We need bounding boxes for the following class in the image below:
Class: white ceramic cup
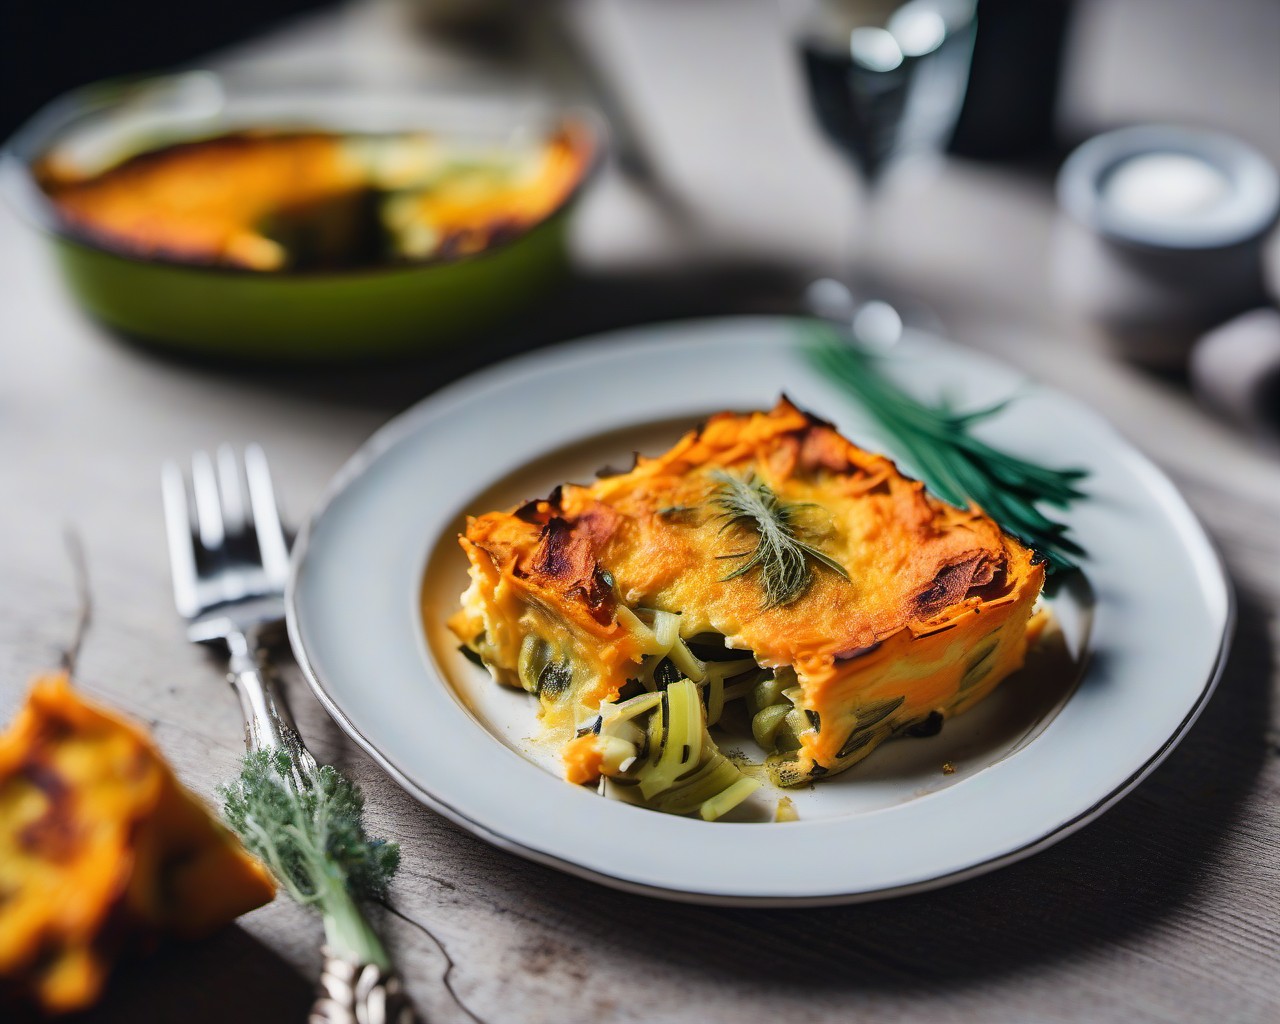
[1052,125,1279,367]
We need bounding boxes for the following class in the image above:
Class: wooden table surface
[3,2,1278,1022]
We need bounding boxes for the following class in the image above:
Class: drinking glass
[783,0,977,340]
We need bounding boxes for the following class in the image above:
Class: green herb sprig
[711,469,850,608]
[220,735,400,970]
[804,324,1087,573]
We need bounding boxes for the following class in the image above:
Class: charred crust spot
[514,486,566,525]
[530,517,617,625]
[513,499,546,524]
[579,567,617,625]
[17,761,81,860]
[969,558,1010,600]
[533,517,576,578]
[913,554,1002,619]
[20,760,69,802]
[778,393,837,431]
[595,454,640,478]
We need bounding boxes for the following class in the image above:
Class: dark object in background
[791,1,978,186]
[800,21,977,186]
[949,0,1075,160]
[1190,308,1280,436]
[0,0,328,141]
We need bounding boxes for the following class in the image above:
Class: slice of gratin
[449,399,1045,788]
[0,673,276,1012]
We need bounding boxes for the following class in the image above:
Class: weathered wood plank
[3,1,1278,1022]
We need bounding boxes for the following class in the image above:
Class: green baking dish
[2,72,600,361]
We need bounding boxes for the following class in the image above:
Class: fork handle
[226,635,297,753]
[310,950,417,1024]
[224,641,421,1023]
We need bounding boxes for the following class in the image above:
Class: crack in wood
[377,898,489,1024]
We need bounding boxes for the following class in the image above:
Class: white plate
[286,316,1232,906]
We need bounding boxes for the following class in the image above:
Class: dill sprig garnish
[803,324,1087,573]
[220,735,400,970]
[711,469,850,607]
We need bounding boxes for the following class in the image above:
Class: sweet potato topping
[562,734,606,786]
[452,399,1045,788]
[0,673,275,1013]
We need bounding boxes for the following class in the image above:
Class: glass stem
[847,167,880,305]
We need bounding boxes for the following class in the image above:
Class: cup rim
[1056,124,1280,252]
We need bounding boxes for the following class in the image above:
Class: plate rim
[285,314,1235,907]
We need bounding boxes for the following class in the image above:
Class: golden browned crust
[0,673,276,1013]
[452,399,1046,783]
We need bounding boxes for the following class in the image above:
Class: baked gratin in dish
[449,399,1047,820]
[35,126,592,272]
[3,72,599,357]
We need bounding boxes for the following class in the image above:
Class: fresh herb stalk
[803,324,1088,572]
[220,739,400,969]
[314,869,389,970]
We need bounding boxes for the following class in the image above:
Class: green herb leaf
[710,469,850,608]
[220,736,399,969]
[803,325,1087,573]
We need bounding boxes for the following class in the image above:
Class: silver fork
[162,445,416,1024]
[161,443,296,753]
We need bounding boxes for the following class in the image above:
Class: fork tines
[161,443,290,619]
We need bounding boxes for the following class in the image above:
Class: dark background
[0,0,326,139]
[2,0,1074,161]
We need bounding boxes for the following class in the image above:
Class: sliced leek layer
[570,680,761,822]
